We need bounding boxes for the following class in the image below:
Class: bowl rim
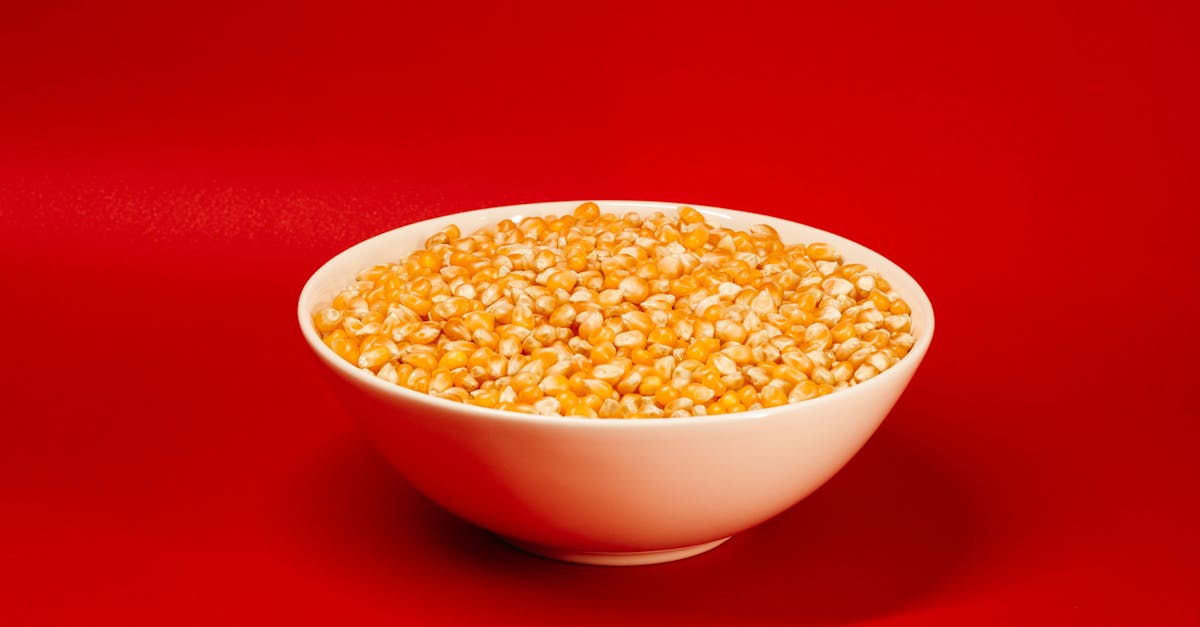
[298,200,935,428]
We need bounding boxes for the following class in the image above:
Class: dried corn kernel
[315,203,916,418]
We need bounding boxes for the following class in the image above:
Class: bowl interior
[298,200,934,424]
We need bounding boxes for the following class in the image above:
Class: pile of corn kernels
[314,202,915,418]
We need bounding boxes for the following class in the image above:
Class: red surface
[2,1,1197,624]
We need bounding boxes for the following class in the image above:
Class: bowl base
[501,536,731,566]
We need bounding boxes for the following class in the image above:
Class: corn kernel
[761,385,788,407]
[654,385,680,406]
[315,202,916,418]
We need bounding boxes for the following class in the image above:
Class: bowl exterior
[319,354,920,553]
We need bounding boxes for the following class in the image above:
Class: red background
[2,1,1197,624]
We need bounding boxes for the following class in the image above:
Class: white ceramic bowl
[298,200,934,565]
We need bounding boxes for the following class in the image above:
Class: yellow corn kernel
[577,393,602,412]
[470,328,498,350]
[684,337,721,363]
[451,369,479,391]
[590,363,626,384]
[695,369,727,396]
[760,384,788,407]
[545,269,578,292]
[589,341,616,364]
[780,350,814,374]
[510,303,535,328]
[719,344,752,365]
[406,324,439,345]
[668,275,699,298]
[638,374,664,396]
[851,364,878,384]
[619,310,653,334]
[629,347,656,365]
[405,368,431,393]
[720,371,745,392]
[440,319,471,342]
[772,364,808,385]
[694,304,717,323]
[682,224,709,250]
[678,205,705,224]
[428,371,454,394]
[805,242,838,261]
[618,275,650,304]
[397,293,432,317]
[656,255,684,279]
[438,350,470,371]
[356,344,393,370]
[654,385,680,406]
[613,329,646,350]
[546,303,575,328]
[563,371,586,396]
[583,378,615,400]
[831,319,857,343]
[616,371,643,395]
[883,314,911,334]
[564,253,587,272]
[537,373,569,397]
[647,326,678,347]
[803,323,833,352]
[811,366,835,386]
[572,309,601,339]
[313,308,344,333]
[834,262,865,279]
[500,373,534,398]
[530,248,554,272]
[568,404,598,418]
[597,398,623,418]
[472,388,500,408]
[792,286,820,312]
[864,288,889,312]
[411,249,443,273]
[715,319,747,343]
[718,391,740,410]
[554,390,580,412]
[789,379,821,402]
[462,311,496,333]
[737,386,759,406]
[594,286,621,305]
[517,385,544,404]
[861,329,891,349]
[432,296,472,321]
[401,347,438,372]
[680,383,715,404]
[573,201,601,221]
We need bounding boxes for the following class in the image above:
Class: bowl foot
[500,535,731,566]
